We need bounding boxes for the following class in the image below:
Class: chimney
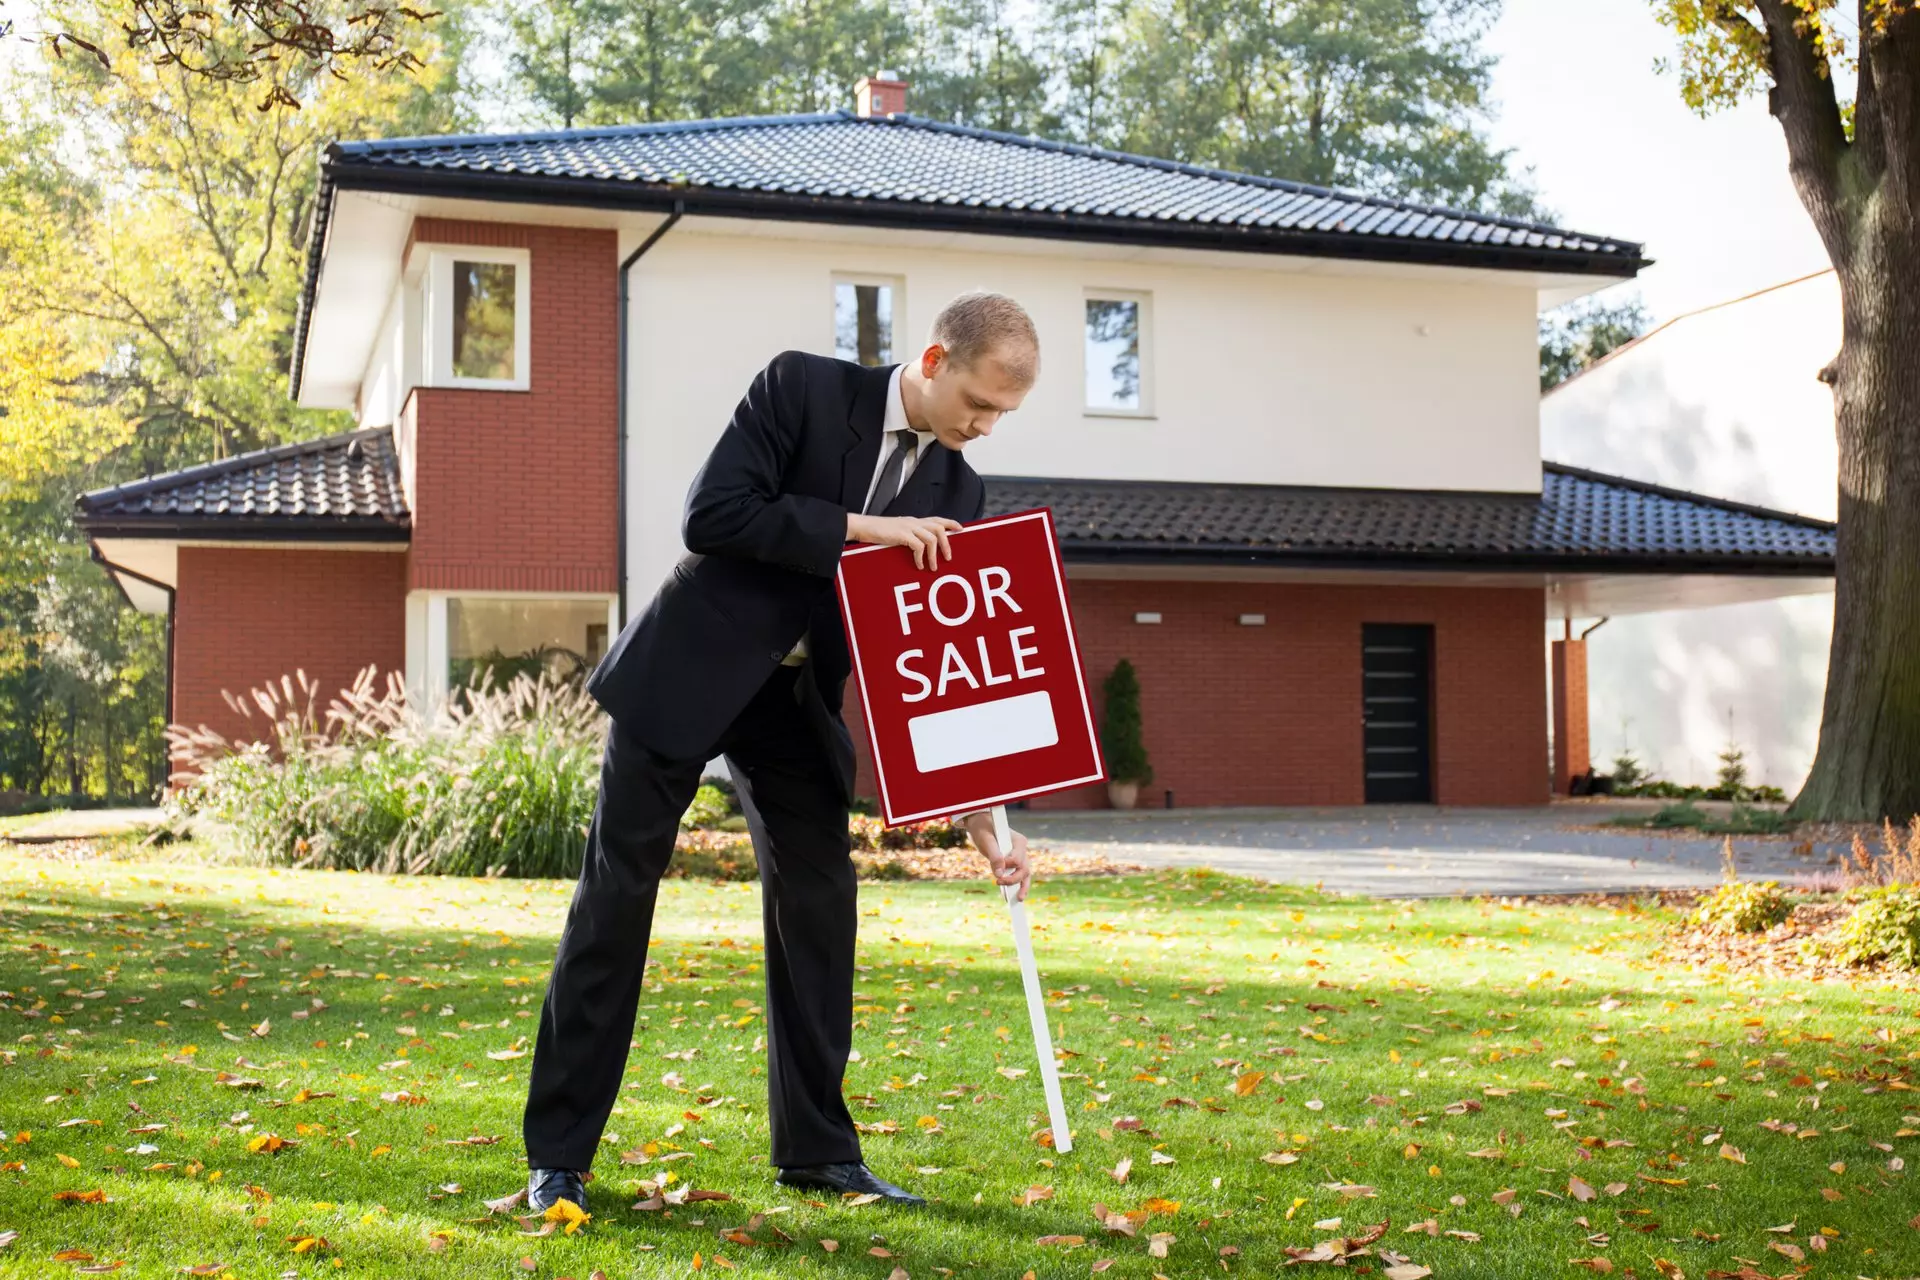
[855,70,909,118]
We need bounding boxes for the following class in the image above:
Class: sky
[1484,0,1833,324]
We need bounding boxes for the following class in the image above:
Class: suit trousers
[521,660,864,1173]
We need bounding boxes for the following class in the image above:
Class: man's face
[918,341,1033,450]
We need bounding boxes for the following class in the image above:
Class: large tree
[1655,0,1920,820]
[17,0,439,108]
[0,2,468,799]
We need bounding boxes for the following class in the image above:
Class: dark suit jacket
[586,349,988,803]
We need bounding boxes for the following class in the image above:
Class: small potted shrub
[1100,658,1152,809]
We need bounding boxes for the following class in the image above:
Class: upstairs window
[452,261,517,379]
[834,275,901,366]
[425,246,531,390]
[1085,290,1151,415]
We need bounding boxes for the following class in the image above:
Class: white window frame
[424,246,532,391]
[831,272,906,367]
[1082,287,1154,418]
[407,590,618,715]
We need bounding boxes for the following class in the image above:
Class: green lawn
[0,846,1915,1279]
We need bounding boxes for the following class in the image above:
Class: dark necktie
[864,429,917,515]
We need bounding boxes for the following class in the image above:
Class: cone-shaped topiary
[1101,658,1153,785]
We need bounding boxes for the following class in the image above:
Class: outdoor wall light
[1238,613,1266,626]
[1133,611,1162,624]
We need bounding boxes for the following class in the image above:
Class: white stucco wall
[1541,270,1840,790]
[623,220,1544,609]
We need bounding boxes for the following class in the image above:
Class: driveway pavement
[1019,801,1841,898]
[2,801,1846,900]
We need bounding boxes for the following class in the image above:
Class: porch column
[1551,637,1590,793]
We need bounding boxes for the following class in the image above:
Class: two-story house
[74,75,1838,809]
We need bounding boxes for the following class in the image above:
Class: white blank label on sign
[908,691,1059,773]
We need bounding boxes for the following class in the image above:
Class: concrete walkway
[0,807,166,842]
[1019,801,1839,898]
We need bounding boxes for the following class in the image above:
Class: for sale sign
[836,508,1106,826]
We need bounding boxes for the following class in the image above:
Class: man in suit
[521,290,1042,1213]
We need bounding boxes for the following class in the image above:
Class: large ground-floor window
[408,591,616,712]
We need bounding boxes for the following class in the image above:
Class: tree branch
[1751,0,1854,261]
[1858,1,1920,214]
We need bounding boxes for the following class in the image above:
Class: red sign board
[837,508,1106,826]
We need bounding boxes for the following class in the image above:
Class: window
[452,261,517,380]
[1084,290,1151,415]
[446,596,611,699]
[834,276,901,366]
[424,246,531,390]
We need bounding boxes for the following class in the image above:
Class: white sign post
[993,804,1073,1154]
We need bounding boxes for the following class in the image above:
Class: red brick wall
[849,578,1549,810]
[169,546,408,782]
[1551,637,1590,794]
[404,219,619,594]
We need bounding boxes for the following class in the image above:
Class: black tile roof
[75,425,1831,577]
[73,426,410,541]
[982,464,1836,574]
[296,111,1649,399]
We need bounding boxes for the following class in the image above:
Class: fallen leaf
[1569,1176,1596,1202]
[1569,1258,1613,1273]
[1109,1157,1131,1182]
[53,1190,106,1203]
[484,1189,529,1214]
[543,1197,591,1234]
[1384,1267,1432,1280]
[1036,1235,1086,1247]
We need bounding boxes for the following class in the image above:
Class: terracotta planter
[1107,779,1141,810]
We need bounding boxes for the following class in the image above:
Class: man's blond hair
[930,290,1039,383]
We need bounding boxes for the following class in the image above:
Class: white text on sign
[892,567,1046,703]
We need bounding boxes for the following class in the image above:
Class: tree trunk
[1791,200,1920,820]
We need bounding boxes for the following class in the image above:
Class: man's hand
[847,513,963,570]
[961,811,1031,902]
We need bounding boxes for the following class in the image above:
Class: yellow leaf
[543,1197,591,1234]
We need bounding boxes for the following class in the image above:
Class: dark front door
[1361,623,1433,803]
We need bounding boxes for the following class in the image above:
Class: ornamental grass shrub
[164,665,604,878]
[164,666,970,879]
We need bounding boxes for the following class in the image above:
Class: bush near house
[165,668,972,879]
[1602,746,1789,804]
[1100,658,1152,786]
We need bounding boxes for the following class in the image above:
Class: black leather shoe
[776,1160,926,1206]
[526,1166,589,1214]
